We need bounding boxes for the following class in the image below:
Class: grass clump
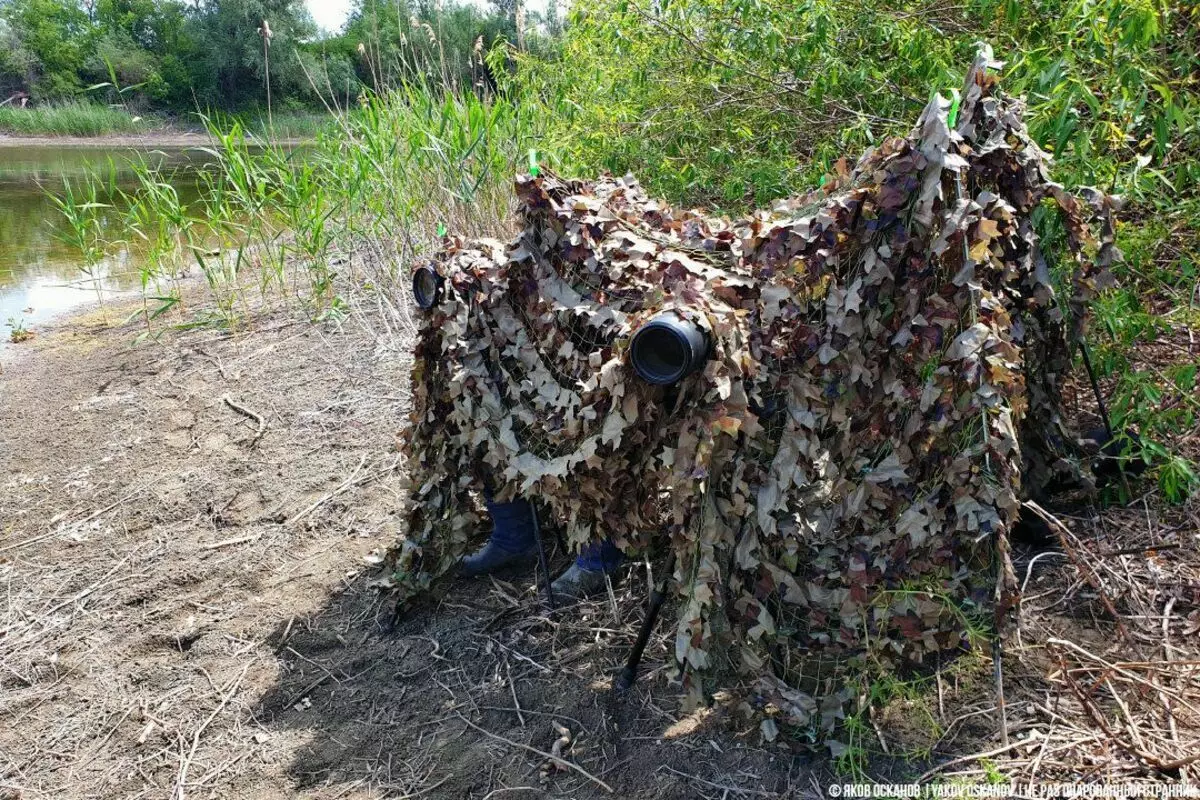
[6,316,34,343]
[0,101,156,137]
[217,111,341,140]
[53,78,529,336]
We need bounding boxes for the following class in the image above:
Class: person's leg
[460,495,538,576]
[551,539,624,600]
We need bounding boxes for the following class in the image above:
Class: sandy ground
[0,132,213,148]
[0,298,818,799]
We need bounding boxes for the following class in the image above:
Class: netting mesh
[389,51,1117,738]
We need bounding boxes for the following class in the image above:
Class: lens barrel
[412,265,443,309]
[630,313,709,385]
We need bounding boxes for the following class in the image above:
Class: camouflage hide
[391,51,1117,737]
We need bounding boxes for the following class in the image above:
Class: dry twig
[455,713,613,793]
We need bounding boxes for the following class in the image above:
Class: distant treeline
[0,0,553,112]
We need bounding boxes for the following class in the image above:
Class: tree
[87,0,191,104]
[186,0,317,108]
[0,17,35,98]
[340,0,513,93]
[0,0,535,112]
[0,0,92,99]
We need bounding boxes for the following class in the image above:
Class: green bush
[508,0,1197,212]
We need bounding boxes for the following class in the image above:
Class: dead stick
[993,637,1009,747]
[1023,501,1133,645]
[75,486,143,524]
[2,487,142,552]
[1161,597,1180,744]
[1047,638,1200,713]
[503,653,525,728]
[0,530,60,554]
[201,533,262,550]
[172,664,249,800]
[916,737,1032,782]
[456,713,613,793]
[1059,653,1156,771]
[286,454,368,526]
[657,766,780,798]
[221,392,267,446]
[1053,648,1200,772]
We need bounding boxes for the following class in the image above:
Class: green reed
[47,177,111,305]
[57,77,532,333]
[0,101,154,137]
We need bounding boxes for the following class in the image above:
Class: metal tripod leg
[616,551,676,692]
[530,503,555,609]
[1079,340,1113,439]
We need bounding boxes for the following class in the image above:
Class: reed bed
[53,80,535,338]
[0,101,154,136]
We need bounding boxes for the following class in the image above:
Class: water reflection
[0,144,208,332]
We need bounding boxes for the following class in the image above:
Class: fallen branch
[456,713,613,793]
[172,664,249,800]
[286,454,369,526]
[221,392,267,447]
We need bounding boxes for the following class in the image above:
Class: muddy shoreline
[0,131,211,148]
[0,132,310,148]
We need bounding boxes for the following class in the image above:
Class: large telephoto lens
[630,313,709,385]
[412,265,443,310]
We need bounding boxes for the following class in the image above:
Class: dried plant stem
[455,713,613,793]
[172,664,249,800]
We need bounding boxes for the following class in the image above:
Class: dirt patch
[0,298,821,799]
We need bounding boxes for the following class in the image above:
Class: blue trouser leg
[483,495,537,552]
[575,539,623,573]
[461,494,538,576]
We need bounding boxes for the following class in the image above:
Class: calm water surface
[0,144,207,333]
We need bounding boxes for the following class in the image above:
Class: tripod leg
[616,552,676,692]
[1079,340,1113,439]
[531,503,555,609]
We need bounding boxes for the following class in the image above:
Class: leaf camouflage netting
[389,51,1118,740]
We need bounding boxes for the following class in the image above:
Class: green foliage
[1090,193,1200,503]
[46,175,111,303]
[59,77,529,329]
[336,0,510,94]
[0,0,526,116]
[509,0,1196,212]
[6,315,33,342]
[0,0,89,99]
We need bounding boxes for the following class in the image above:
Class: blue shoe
[551,540,623,600]
[461,498,538,577]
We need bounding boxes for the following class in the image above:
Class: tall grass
[0,102,340,139]
[0,101,155,136]
[61,78,534,335]
[224,111,338,140]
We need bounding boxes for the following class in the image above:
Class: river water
[0,143,206,334]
